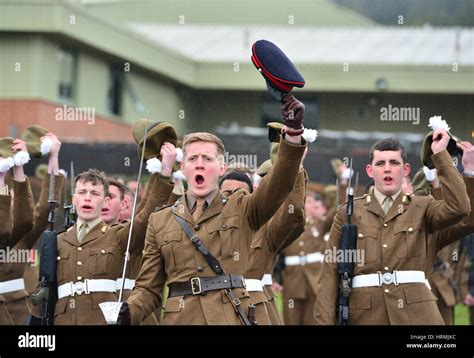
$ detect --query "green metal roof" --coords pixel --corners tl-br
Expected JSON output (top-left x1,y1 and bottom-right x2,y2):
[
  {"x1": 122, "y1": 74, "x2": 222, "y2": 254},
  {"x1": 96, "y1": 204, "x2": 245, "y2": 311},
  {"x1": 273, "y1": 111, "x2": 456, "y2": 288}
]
[{"x1": 1, "y1": 0, "x2": 473, "y2": 93}]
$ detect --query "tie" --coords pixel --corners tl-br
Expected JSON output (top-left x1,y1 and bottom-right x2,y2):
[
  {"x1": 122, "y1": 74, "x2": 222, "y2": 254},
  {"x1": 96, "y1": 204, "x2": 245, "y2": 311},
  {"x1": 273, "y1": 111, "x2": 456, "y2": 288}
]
[
  {"x1": 382, "y1": 196, "x2": 393, "y2": 215},
  {"x1": 78, "y1": 223, "x2": 89, "y2": 243},
  {"x1": 192, "y1": 198, "x2": 206, "y2": 222}
]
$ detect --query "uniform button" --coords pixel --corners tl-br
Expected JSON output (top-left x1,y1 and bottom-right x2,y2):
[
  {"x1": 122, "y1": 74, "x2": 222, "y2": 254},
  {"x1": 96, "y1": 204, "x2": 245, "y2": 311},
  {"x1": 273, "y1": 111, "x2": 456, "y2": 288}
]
[
  {"x1": 382, "y1": 244, "x2": 388, "y2": 248},
  {"x1": 101, "y1": 249, "x2": 106, "y2": 254},
  {"x1": 57, "y1": 256, "x2": 61, "y2": 261},
  {"x1": 383, "y1": 223, "x2": 388, "y2": 227},
  {"x1": 384, "y1": 267, "x2": 389, "y2": 271},
  {"x1": 358, "y1": 233, "x2": 363, "y2": 238},
  {"x1": 384, "y1": 289, "x2": 389, "y2": 293},
  {"x1": 77, "y1": 276, "x2": 82, "y2": 281},
  {"x1": 77, "y1": 247, "x2": 82, "y2": 251},
  {"x1": 299, "y1": 251, "x2": 305, "y2": 256},
  {"x1": 197, "y1": 265, "x2": 204, "y2": 272},
  {"x1": 194, "y1": 224, "x2": 200, "y2": 231},
  {"x1": 408, "y1": 227, "x2": 413, "y2": 232},
  {"x1": 221, "y1": 224, "x2": 227, "y2": 229},
  {"x1": 298, "y1": 241, "x2": 304, "y2": 247},
  {"x1": 77, "y1": 261, "x2": 82, "y2": 266}
]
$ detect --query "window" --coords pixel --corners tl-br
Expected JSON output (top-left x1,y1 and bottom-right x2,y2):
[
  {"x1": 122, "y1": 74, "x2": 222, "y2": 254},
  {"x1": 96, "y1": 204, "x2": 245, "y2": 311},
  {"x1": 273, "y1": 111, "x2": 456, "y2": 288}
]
[
  {"x1": 107, "y1": 64, "x2": 123, "y2": 116},
  {"x1": 261, "y1": 94, "x2": 319, "y2": 129},
  {"x1": 58, "y1": 47, "x2": 77, "y2": 100}
]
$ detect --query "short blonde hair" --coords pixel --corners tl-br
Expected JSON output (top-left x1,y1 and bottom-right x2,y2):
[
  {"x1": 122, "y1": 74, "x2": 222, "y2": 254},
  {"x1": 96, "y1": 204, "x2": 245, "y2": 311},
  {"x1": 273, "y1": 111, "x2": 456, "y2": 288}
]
[{"x1": 182, "y1": 132, "x2": 225, "y2": 157}]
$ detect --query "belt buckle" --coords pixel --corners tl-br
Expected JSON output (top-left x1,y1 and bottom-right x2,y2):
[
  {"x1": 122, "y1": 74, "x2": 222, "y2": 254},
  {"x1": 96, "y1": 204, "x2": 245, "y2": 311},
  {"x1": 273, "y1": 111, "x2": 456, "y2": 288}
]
[
  {"x1": 190, "y1": 277, "x2": 202, "y2": 295},
  {"x1": 72, "y1": 280, "x2": 89, "y2": 296},
  {"x1": 299, "y1": 254, "x2": 307, "y2": 266},
  {"x1": 378, "y1": 271, "x2": 398, "y2": 286}
]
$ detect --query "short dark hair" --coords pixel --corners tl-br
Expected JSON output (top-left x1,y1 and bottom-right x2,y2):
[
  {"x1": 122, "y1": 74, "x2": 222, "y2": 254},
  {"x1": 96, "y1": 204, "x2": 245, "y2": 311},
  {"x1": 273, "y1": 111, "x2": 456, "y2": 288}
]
[
  {"x1": 123, "y1": 185, "x2": 135, "y2": 199},
  {"x1": 219, "y1": 170, "x2": 253, "y2": 193},
  {"x1": 369, "y1": 138, "x2": 407, "y2": 163},
  {"x1": 75, "y1": 169, "x2": 109, "y2": 197},
  {"x1": 107, "y1": 177, "x2": 126, "y2": 200}
]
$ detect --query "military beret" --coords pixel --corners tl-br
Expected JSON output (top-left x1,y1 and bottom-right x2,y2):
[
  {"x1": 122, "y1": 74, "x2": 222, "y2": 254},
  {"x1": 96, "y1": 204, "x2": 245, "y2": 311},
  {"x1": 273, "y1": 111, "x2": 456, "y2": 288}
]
[
  {"x1": 251, "y1": 40, "x2": 305, "y2": 100},
  {"x1": 267, "y1": 122, "x2": 283, "y2": 143},
  {"x1": 21, "y1": 125, "x2": 50, "y2": 158},
  {"x1": 256, "y1": 159, "x2": 272, "y2": 177},
  {"x1": 420, "y1": 131, "x2": 462, "y2": 169},
  {"x1": 132, "y1": 119, "x2": 178, "y2": 161},
  {"x1": 0, "y1": 137, "x2": 15, "y2": 159},
  {"x1": 421, "y1": 116, "x2": 463, "y2": 169}
]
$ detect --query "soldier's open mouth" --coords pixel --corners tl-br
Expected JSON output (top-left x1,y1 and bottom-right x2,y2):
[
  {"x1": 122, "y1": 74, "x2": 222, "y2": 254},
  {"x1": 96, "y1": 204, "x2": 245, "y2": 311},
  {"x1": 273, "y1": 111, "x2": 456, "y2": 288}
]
[
  {"x1": 383, "y1": 176, "x2": 393, "y2": 185},
  {"x1": 195, "y1": 175, "x2": 204, "y2": 185},
  {"x1": 82, "y1": 205, "x2": 93, "y2": 211},
  {"x1": 101, "y1": 208, "x2": 109, "y2": 213}
]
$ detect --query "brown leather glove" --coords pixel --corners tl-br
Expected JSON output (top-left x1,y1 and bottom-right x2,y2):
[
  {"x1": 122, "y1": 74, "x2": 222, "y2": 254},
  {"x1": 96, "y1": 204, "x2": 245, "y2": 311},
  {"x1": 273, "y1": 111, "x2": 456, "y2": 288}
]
[
  {"x1": 116, "y1": 302, "x2": 131, "y2": 325},
  {"x1": 281, "y1": 94, "x2": 305, "y2": 132}
]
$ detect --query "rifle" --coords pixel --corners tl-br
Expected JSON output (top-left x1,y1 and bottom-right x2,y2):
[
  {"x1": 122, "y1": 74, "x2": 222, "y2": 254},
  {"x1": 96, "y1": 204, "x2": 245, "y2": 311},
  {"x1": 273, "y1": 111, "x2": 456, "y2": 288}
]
[
  {"x1": 63, "y1": 162, "x2": 76, "y2": 230},
  {"x1": 336, "y1": 159, "x2": 358, "y2": 325},
  {"x1": 30, "y1": 173, "x2": 58, "y2": 325}
]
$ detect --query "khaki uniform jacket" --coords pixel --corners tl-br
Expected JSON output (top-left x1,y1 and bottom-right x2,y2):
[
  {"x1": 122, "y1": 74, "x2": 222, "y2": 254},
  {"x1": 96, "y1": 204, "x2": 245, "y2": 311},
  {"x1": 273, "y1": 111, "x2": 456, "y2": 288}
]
[
  {"x1": 53, "y1": 174, "x2": 173, "y2": 325},
  {"x1": 0, "y1": 174, "x2": 63, "y2": 325},
  {"x1": 429, "y1": 176, "x2": 474, "y2": 307},
  {"x1": 0, "y1": 179, "x2": 35, "y2": 250},
  {"x1": 245, "y1": 169, "x2": 306, "y2": 325},
  {"x1": 282, "y1": 215, "x2": 332, "y2": 302},
  {"x1": 314, "y1": 150, "x2": 470, "y2": 325},
  {"x1": 127, "y1": 139, "x2": 306, "y2": 325}
]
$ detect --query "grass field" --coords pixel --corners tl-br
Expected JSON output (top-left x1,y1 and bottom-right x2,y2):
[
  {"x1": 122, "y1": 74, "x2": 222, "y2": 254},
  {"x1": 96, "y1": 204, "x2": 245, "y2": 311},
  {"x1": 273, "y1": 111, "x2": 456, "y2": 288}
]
[{"x1": 275, "y1": 293, "x2": 472, "y2": 325}]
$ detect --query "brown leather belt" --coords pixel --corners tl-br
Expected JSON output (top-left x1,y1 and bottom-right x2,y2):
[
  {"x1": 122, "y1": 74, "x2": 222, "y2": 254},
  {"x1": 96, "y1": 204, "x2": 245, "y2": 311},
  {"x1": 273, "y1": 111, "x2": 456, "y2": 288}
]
[{"x1": 168, "y1": 274, "x2": 245, "y2": 297}]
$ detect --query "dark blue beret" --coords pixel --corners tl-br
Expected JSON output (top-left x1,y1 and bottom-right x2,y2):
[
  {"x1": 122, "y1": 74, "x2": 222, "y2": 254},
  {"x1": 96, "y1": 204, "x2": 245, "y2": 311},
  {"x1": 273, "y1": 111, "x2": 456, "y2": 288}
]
[{"x1": 251, "y1": 40, "x2": 305, "y2": 93}]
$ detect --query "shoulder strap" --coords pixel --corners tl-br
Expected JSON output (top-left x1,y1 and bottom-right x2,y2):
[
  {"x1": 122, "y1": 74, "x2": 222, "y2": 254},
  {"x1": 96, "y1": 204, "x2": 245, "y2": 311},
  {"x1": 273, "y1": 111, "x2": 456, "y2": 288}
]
[
  {"x1": 173, "y1": 212, "x2": 224, "y2": 275},
  {"x1": 172, "y1": 206, "x2": 252, "y2": 326}
]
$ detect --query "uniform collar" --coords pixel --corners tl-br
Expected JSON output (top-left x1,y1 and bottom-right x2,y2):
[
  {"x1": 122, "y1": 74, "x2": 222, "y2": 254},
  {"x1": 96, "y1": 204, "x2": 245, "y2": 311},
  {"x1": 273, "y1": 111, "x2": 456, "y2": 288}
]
[
  {"x1": 186, "y1": 188, "x2": 219, "y2": 212},
  {"x1": 373, "y1": 188, "x2": 401, "y2": 207},
  {"x1": 76, "y1": 217, "x2": 102, "y2": 235}
]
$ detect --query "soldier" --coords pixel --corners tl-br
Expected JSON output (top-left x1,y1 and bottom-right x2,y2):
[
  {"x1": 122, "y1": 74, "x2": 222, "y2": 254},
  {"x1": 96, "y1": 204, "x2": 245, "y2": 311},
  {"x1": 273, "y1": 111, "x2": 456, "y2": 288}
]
[
  {"x1": 0, "y1": 133, "x2": 63, "y2": 324},
  {"x1": 314, "y1": 130, "x2": 470, "y2": 325},
  {"x1": 101, "y1": 178, "x2": 127, "y2": 226},
  {"x1": 120, "y1": 95, "x2": 307, "y2": 325},
  {"x1": 47, "y1": 125, "x2": 177, "y2": 324},
  {"x1": 0, "y1": 137, "x2": 35, "y2": 250},
  {"x1": 281, "y1": 192, "x2": 330, "y2": 325},
  {"x1": 220, "y1": 163, "x2": 307, "y2": 325}
]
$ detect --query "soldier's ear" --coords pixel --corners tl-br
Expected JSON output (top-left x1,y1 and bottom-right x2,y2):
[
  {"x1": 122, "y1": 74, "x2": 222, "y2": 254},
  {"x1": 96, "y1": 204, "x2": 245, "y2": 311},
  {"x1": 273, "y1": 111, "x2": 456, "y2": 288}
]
[
  {"x1": 404, "y1": 162, "x2": 411, "y2": 176},
  {"x1": 219, "y1": 162, "x2": 228, "y2": 176},
  {"x1": 366, "y1": 164, "x2": 373, "y2": 179}
]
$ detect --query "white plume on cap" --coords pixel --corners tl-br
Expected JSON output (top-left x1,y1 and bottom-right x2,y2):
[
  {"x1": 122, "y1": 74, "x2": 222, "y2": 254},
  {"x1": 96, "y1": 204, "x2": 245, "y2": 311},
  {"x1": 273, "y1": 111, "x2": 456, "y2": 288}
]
[
  {"x1": 175, "y1": 148, "x2": 183, "y2": 162},
  {"x1": 423, "y1": 166, "x2": 437, "y2": 182},
  {"x1": 302, "y1": 128, "x2": 318, "y2": 143},
  {"x1": 172, "y1": 170, "x2": 186, "y2": 181},
  {"x1": 146, "y1": 157, "x2": 162, "y2": 174},
  {"x1": 428, "y1": 116, "x2": 451, "y2": 132},
  {"x1": 0, "y1": 157, "x2": 15, "y2": 172},
  {"x1": 40, "y1": 137, "x2": 53, "y2": 156},
  {"x1": 13, "y1": 151, "x2": 30, "y2": 166}
]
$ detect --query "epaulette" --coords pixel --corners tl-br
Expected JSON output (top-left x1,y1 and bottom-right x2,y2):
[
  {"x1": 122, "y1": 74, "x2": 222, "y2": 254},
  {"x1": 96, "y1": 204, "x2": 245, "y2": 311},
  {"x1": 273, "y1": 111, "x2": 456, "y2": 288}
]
[
  {"x1": 57, "y1": 230, "x2": 66, "y2": 235},
  {"x1": 154, "y1": 203, "x2": 174, "y2": 212},
  {"x1": 66, "y1": 226, "x2": 74, "y2": 232},
  {"x1": 340, "y1": 194, "x2": 367, "y2": 207}
]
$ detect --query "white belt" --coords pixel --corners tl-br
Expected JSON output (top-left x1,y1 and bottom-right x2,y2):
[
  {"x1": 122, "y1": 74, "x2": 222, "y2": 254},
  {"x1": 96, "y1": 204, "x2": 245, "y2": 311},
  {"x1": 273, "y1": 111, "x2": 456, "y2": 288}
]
[
  {"x1": 285, "y1": 252, "x2": 324, "y2": 266},
  {"x1": 261, "y1": 274, "x2": 272, "y2": 286},
  {"x1": 58, "y1": 279, "x2": 117, "y2": 299},
  {"x1": 115, "y1": 278, "x2": 135, "y2": 291},
  {"x1": 0, "y1": 278, "x2": 25, "y2": 294},
  {"x1": 244, "y1": 279, "x2": 264, "y2": 292},
  {"x1": 352, "y1": 270, "x2": 426, "y2": 288}
]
